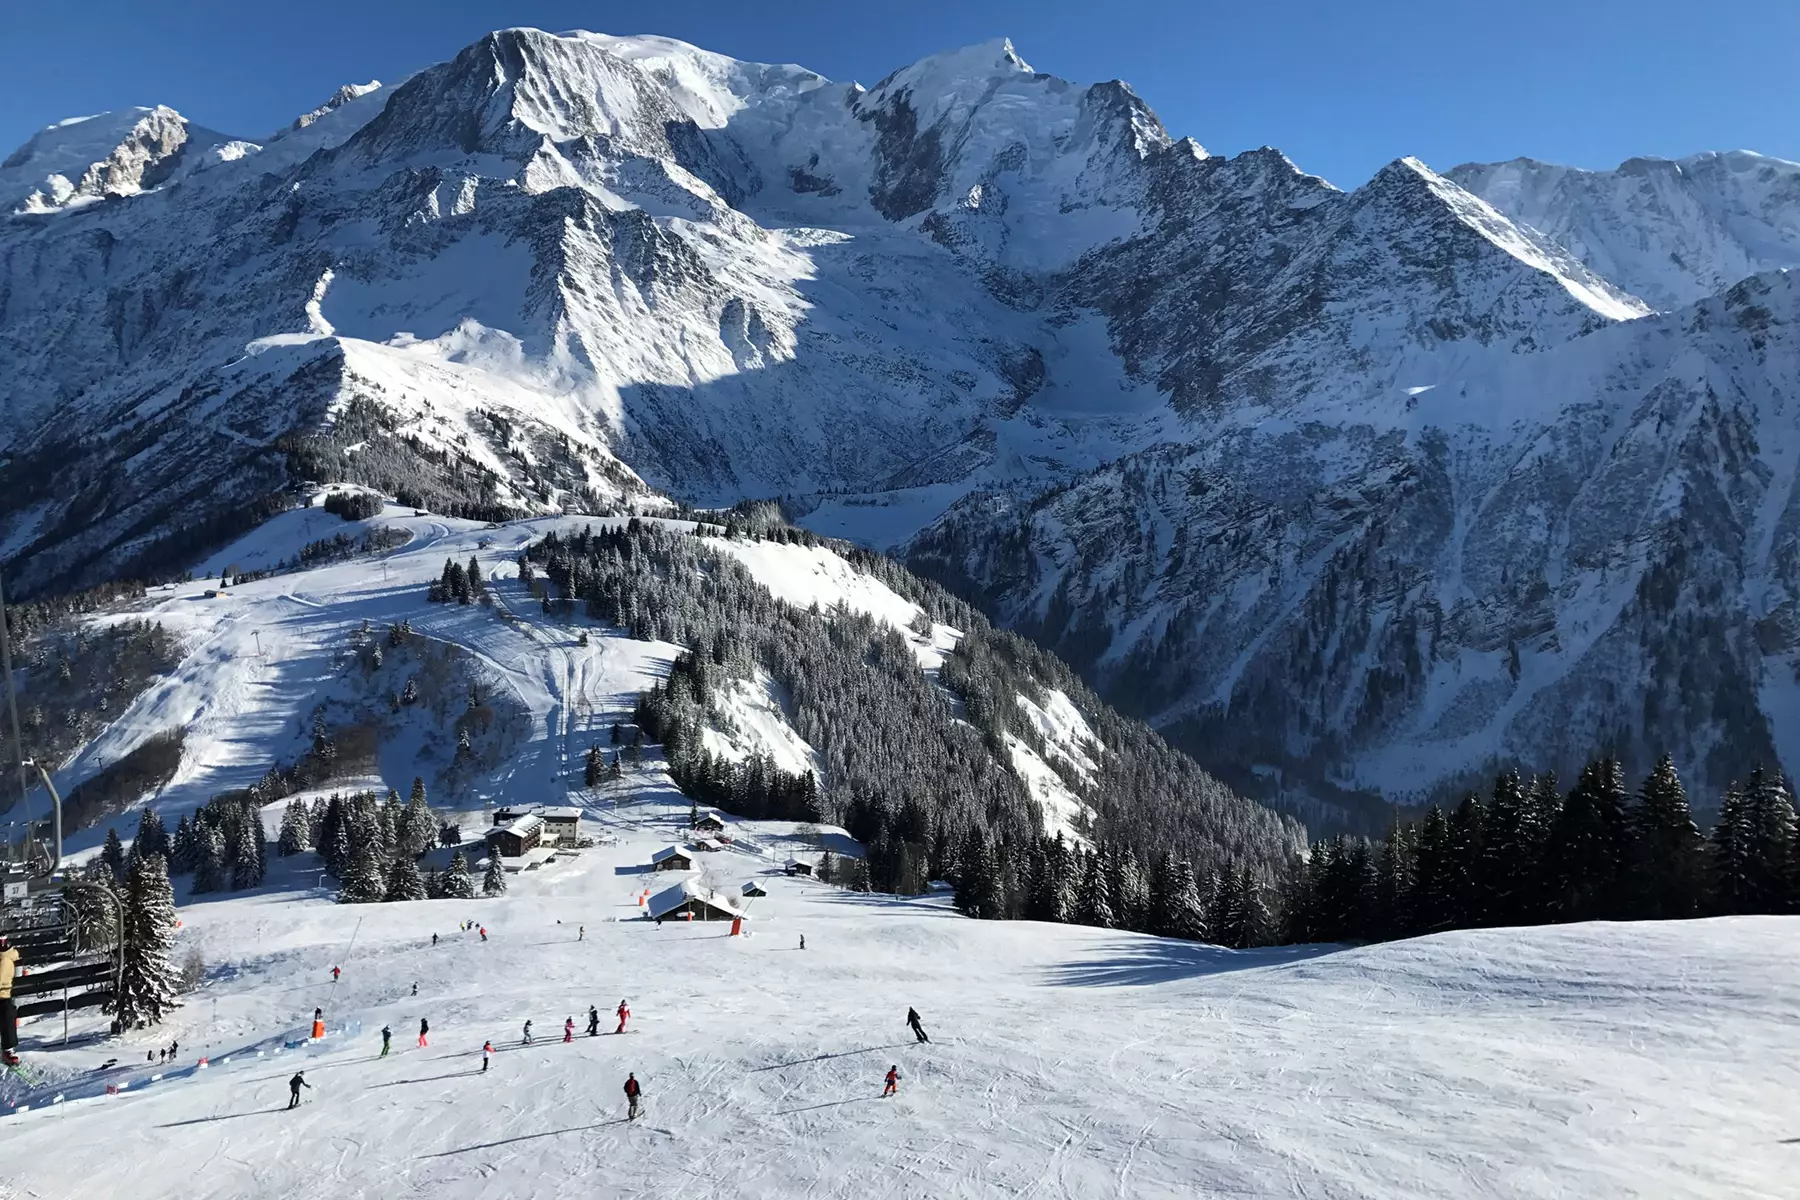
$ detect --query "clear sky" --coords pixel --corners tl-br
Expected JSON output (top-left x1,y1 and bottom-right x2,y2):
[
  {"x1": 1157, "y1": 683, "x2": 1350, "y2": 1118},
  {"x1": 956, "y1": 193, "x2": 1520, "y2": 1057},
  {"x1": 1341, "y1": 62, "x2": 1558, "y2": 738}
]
[{"x1": 6, "y1": 0, "x2": 1799, "y2": 188}]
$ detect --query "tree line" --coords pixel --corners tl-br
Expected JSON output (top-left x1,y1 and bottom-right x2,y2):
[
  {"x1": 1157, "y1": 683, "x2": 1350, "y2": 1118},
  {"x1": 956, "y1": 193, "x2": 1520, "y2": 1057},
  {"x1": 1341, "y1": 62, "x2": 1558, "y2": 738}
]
[
  {"x1": 273, "y1": 779, "x2": 503, "y2": 903},
  {"x1": 1278, "y1": 755, "x2": 1790, "y2": 945}
]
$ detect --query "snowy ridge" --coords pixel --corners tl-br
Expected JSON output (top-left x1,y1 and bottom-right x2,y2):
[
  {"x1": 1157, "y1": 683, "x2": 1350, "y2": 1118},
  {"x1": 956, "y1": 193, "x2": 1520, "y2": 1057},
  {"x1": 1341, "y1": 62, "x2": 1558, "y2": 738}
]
[{"x1": 1451, "y1": 150, "x2": 1800, "y2": 310}]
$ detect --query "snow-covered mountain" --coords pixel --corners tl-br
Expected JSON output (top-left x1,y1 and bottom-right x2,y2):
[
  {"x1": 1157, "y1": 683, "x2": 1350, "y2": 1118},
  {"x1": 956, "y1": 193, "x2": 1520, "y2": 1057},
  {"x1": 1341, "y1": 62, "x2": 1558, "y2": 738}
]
[
  {"x1": 1450, "y1": 151, "x2": 1800, "y2": 310},
  {"x1": 3, "y1": 26, "x2": 1796, "y2": 819}
]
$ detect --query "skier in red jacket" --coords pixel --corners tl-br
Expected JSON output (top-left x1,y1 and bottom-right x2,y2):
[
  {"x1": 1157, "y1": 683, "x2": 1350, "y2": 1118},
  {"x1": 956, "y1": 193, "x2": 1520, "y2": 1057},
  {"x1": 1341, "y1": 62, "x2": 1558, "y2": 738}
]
[
  {"x1": 615, "y1": 999, "x2": 630, "y2": 1033},
  {"x1": 563, "y1": 1017, "x2": 574, "y2": 1043},
  {"x1": 883, "y1": 1065, "x2": 900, "y2": 1097},
  {"x1": 623, "y1": 1072, "x2": 642, "y2": 1119}
]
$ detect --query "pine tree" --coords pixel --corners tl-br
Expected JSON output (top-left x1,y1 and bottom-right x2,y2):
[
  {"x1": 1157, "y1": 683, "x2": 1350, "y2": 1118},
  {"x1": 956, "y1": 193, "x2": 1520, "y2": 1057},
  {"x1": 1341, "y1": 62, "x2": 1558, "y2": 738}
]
[
  {"x1": 1478, "y1": 770, "x2": 1532, "y2": 925},
  {"x1": 1712, "y1": 782, "x2": 1755, "y2": 913},
  {"x1": 115, "y1": 853, "x2": 180, "y2": 1027},
  {"x1": 1548, "y1": 759, "x2": 1628, "y2": 921},
  {"x1": 1629, "y1": 754, "x2": 1704, "y2": 919},
  {"x1": 133, "y1": 809, "x2": 168, "y2": 863},
  {"x1": 440, "y1": 850, "x2": 476, "y2": 899},
  {"x1": 278, "y1": 799, "x2": 310, "y2": 856},
  {"x1": 1740, "y1": 765, "x2": 1795, "y2": 911},
  {"x1": 384, "y1": 854, "x2": 428, "y2": 903},
  {"x1": 231, "y1": 814, "x2": 263, "y2": 891},
  {"x1": 1166, "y1": 859, "x2": 1209, "y2": 942},
  {"x1": 169, "y1": 814, "x2": 197, "y2": 875},
  {"x1": 1073, "y1": 848, "x2": 1115, "y2": 928},
  {"x1": 100, "y1": 828, "x2": 127, "y2": 881},
  {"x1": 1411, "y1": 804, "x2": 1457, "y2": 932},
  {"x1": 1106, "y1": 846, "x2": 1149, "y2": 933},
  {"x1": 398, "y1": 788, "x2": 434, "y2": 859},
  {"x1": 1228, "y1": 866, "x2": 1272, "y2": 947},
  {"x1": 482, "y1": 853, "x2": 508, "y2": 897},
  {"x1": 340, "y1": 842, "x2": 387, "y2": 904},
  {"x1": 584, "y1": 745, "x2": 603, "y2": 789},
  {"x1": 191, "y1": 826, "x2": 226, "y2": 894},
  {"x1": 319, "y1": 794, "x2": 352, "y2": 877}
]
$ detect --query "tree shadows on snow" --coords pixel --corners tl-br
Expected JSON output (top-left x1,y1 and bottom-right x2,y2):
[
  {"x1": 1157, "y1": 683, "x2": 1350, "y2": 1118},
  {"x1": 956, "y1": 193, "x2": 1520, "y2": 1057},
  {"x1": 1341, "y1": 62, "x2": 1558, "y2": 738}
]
[
  {"x1": 365, "y1": 1071, "x2": 476, "y2": 1090},
  {"x1": 159, "y1": 1107, "x2": 287, "y2": 1127},
  {"x1": 1046, "y1": 939, "x2": 1339, "y2": 987},
  {"x1": 419, "y1": 1120, "x2": 628, "y2": 1157},
  {"x1": 751, "y1": 1044, "x2": 910, "y2": 1073}
]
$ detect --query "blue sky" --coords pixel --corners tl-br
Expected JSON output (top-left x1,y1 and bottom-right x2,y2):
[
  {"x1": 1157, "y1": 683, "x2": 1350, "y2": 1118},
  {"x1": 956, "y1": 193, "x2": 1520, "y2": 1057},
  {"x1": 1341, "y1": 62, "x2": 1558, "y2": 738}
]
[{"x1": 6, "y1": 0, "x2": 1799, "y2": 187}]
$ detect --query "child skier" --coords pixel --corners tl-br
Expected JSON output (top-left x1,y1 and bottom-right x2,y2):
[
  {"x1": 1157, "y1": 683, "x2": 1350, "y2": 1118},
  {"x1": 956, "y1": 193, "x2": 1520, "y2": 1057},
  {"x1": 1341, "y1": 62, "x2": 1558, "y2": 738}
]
[
  {"x1": 482, "y1": 1040, "x2": 494, "y2": 1072},
  {"x1": 331, "y1": 965, "x2": 340, "y2": 982},
  {"x1": 418, "y1": 1018, "x2": 429, "y2": 1048},
  {"x1": 883, "y1": 1065, "x2": 900, "y2": 1098},
  {"x1": 615, "y1": 999, "x2": 630, "y2": 1033},
  {"x1": 563, "y1": 1017, "x2": 574, "y2": 1043}
]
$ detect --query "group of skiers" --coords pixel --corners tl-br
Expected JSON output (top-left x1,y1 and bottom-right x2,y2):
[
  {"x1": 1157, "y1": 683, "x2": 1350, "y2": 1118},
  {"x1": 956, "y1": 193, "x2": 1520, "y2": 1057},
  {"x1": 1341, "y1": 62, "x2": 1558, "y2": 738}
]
[{"x1": 523, "y1": 1001, "x2": 628, "y2": 1045}]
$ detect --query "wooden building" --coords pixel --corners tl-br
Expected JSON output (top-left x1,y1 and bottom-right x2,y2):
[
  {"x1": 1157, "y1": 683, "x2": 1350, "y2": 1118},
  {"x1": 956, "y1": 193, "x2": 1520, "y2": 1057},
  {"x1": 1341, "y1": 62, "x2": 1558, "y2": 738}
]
[
  {"x1": 651, "y1": 845, "x2": 694, "y2": 872},
  {"x1": 486, "y1": 813, "x2": 543, "y2": 859},
  {"x1": 647, "y1": 878, "x2": 752, "y2": 923}
]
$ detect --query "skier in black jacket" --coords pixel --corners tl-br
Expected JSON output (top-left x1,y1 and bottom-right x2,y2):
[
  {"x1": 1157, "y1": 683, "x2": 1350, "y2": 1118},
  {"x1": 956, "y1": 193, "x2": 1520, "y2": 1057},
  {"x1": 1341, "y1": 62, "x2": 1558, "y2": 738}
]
[
  {"x1": 586, "y1": 1006, "x2": 600, "y2": 1037},
  {"x1": 288, "y1": 1072, "x2": 311, "y2": 1109},
  {"x1": 906, "y1": 1007, "x2": 929, "y2": 1043}
]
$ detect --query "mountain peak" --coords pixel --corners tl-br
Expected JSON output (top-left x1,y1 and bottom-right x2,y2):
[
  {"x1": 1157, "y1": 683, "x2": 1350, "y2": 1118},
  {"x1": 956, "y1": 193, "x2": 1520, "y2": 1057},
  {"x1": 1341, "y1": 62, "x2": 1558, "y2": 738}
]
[{"x1": 1, "y1": 104, "x2": 247, "y2": 213}]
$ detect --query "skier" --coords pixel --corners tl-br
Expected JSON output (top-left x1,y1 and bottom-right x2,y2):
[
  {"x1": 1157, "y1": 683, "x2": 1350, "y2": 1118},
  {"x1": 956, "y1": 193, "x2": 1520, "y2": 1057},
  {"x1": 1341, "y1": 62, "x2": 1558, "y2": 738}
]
[
  {"x1": 883, "y1": 1065, "x2": 900, "y2": 1098},
  {"x1": 418, "y1": 1018, "x2": 429, "y2": 1048},
  {"x1": 799, "y1": 935, "x2": 805, "y2": 951},
  {"x1": 380, "y1": 1025, "x2": 392, "y2": 1057},
  {"x1": 158, "y1": 1048, "x2": 166, "y2": 1064},
  {"x1": 906, "y1": 1007, "x2": 929, "y2": 1044},
  {"x1": 623, "y1": 1072, "x2": 642, "y2": 1120},
  {"x1": 563, "y1": 1017, "x2": 574, "y2": 1043},
  {"x1": 615, "y1": 999, "x2": 630, "y2": 1034},
  {"x1": 331, "y1": 965, "x2": 341, "y2": 982},
  {"x1": 411, "y1": 982, "x2": 418, "y2": 997},
  {"x1": 431, "y1": 933, "x2": 439, "y2": 947},
  {"x1": 479, "y1": 927, "x2": 488, "y2": 942},
  {"x1": 168, "y1": 1039, "x2": 179, "y2": 1061},
  {"x1": 586, "y1": 1006, "x2": 599, "y2": 1037},
  {"x1": 578, "y1": 925, "x2": 585, "y2": 941},
  {"x1": 482, "y1": 1040, "x2": 494, "y2": 1073},
  {"x1": 288, "y1": 1071, "x2": 312, "y2": 1109},
  {"x1": 0, "y1": 934, "x2": 18, "y2": 1067},
  {"x1": 522, "y1": 1020, "x2": 533, "y2": 1045},
  {"x1": 312, "y1": 1007, "x2": 326, "y2": 1040}
]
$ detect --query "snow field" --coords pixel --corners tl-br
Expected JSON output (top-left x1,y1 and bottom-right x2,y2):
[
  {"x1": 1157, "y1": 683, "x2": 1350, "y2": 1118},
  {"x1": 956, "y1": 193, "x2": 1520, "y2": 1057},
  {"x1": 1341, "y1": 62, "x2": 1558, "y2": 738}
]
[{"x1": 5, "y1": 803, "x2": 1796, "y2": 1199}]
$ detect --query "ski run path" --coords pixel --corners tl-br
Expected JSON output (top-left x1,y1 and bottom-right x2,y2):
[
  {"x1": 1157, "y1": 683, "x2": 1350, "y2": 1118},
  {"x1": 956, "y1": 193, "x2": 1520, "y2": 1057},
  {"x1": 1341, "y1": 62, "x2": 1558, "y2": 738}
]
[{"x1": 1, "y1": 499, "x2": 1796, "y2": 1198}]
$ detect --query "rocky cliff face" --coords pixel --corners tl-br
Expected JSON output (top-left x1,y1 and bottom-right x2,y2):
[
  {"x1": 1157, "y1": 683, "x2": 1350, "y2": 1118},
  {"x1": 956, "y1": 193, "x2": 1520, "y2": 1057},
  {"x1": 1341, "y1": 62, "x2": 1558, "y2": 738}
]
[{"x1": 3, "y1": 27, "x2": 1795, "y2": 820}]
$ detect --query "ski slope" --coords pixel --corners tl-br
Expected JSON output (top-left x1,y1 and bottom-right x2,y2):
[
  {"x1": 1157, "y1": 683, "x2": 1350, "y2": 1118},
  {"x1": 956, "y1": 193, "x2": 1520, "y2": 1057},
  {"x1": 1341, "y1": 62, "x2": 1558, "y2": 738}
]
[
  {"x1": 8, "y1": 502, "x2": 1796, "y2": 1197},
  {"x1": 3, "y1": 790, "x2": 1795, "y2": 1199}
]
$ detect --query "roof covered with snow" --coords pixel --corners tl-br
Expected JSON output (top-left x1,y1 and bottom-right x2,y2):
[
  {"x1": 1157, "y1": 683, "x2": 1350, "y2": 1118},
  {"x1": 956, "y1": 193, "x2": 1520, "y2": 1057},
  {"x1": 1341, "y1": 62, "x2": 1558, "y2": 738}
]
[
  {"x1": 650, "y1": 845, "x2": 693, "y2": 864},
  {"x1": 646, "y1": 877, "x2": 751, "y2": 920},
  {"x1": 537, "y1": 806, "x2": 582, "y2": 820}
]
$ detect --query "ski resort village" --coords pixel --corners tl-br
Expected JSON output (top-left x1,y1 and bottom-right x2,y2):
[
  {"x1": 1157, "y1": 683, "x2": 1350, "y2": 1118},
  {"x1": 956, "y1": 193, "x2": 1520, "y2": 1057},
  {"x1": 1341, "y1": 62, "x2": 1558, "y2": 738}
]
[{"x1": 2, "y1": 19, "x2": 1800, "y2": 1200}]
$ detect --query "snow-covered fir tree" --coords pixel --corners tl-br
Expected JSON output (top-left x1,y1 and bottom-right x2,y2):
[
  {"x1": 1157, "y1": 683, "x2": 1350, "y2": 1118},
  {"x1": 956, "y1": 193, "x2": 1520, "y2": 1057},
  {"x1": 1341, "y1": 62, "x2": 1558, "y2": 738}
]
[
  {"x1": 230, "y1": 815, "x2": 263, "y2": 891},
  {"x1": 132, "y1": 809, "x2": 168, "y2": 863},
  {"x1": 340, "y1": 842, "x2": 388, "y2": 904},
  {"x1": 482, "y1": 853, "x2": 507, "y2": 896},
  {"x1": 440, "y1": 850, "x2": 476, "y2": 899},
  {"x1": 115, "y1": 853, "x2": 180, "y2": 1027},
  {"x1": 191, "y1": 826, "x2": 226, "y2": 894},
  {"x1": 278, "y1": 799, "x2": 310, "y2": 856},
  {"x1": 384, "y1": 854, "x2": 428, "y2": 902},
  {"x1": 1073, "y1": 849, "x2": 1115, "y2": 928},
  {"x1": 100, "y1": 828, "x2": 126, "y2": 881},
  {"x1": 1630, "y1": 754, "x2": 1705, "y2": 918}
]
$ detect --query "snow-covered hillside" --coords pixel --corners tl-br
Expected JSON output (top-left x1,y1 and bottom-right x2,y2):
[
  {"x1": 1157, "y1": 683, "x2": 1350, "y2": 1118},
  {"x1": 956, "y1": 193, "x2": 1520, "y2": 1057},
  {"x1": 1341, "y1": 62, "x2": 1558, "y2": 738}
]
[
  {"x1": 1451, "y1": 150, "x2": 1800, "y2": 310},
  {"x1": 2, "y1": 819, "x2": 1793, "y2": 1198},
  {"x1": 7, "y1": 25, "x2": 1800, "y2": 818}
]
